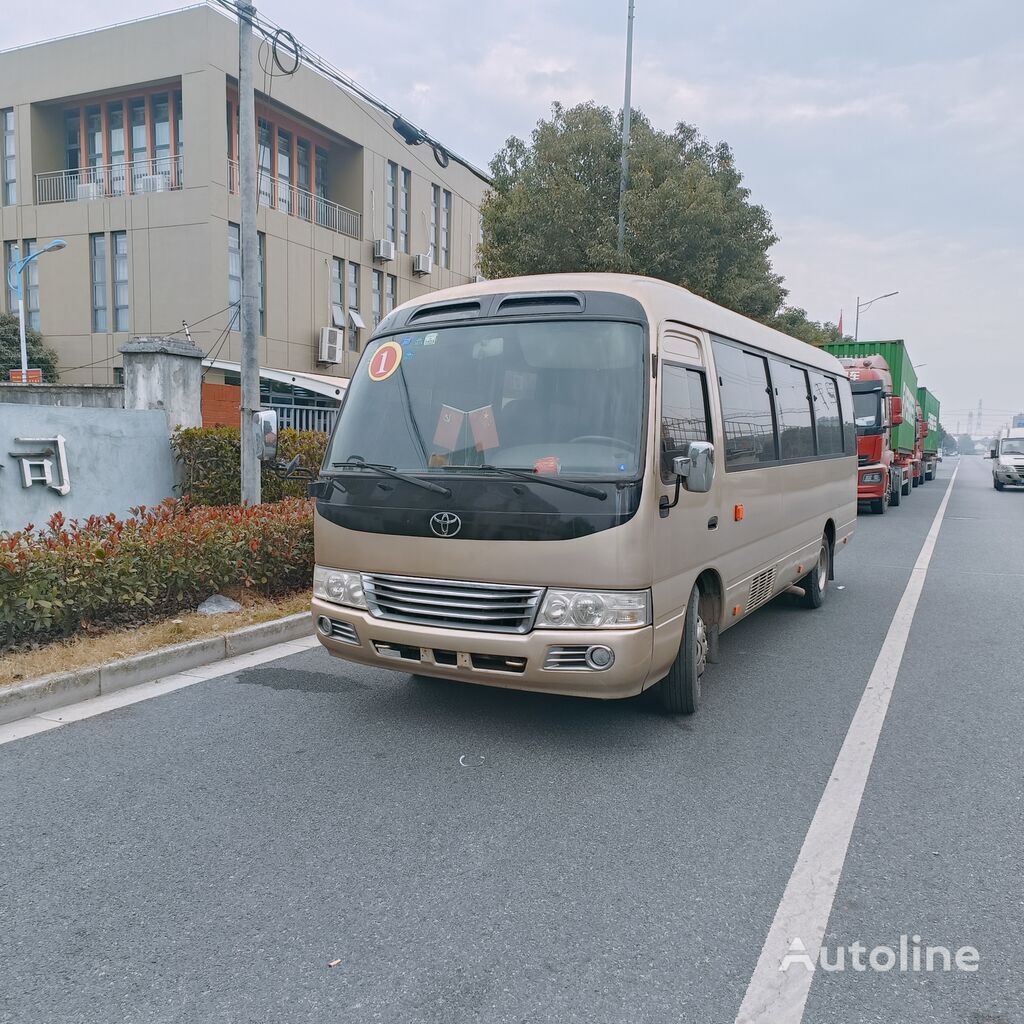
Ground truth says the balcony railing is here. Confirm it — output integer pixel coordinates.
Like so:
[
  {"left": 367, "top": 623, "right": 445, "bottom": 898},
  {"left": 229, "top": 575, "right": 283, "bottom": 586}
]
[
  {"left": 227, "top": 159, "right": 361, "bottom": 240},
  {"left": 36, "top": 155, "right": 184, "bottom": 204}
]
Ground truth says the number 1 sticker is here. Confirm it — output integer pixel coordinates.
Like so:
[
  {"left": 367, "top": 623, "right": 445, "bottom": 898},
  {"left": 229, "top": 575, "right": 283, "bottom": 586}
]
[{"left": 368, "top": 341, "right": 403, "bottom": 382}]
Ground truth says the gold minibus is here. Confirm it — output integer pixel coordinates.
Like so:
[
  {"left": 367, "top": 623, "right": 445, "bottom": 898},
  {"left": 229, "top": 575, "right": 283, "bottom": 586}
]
[{"left": 308, "top": 274, "right": 857, "bottom": 713}]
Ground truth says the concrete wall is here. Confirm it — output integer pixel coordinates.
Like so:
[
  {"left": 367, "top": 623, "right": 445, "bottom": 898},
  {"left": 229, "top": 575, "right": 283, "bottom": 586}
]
[
  {"left": 0, "top": 6, "right": 490, "bottom": 387},
  {"left": 0, "top": 384, "right": 124, "bottom": 408},
  {"left": 0, "top": 405, "right": 175, "bottom": 532}
]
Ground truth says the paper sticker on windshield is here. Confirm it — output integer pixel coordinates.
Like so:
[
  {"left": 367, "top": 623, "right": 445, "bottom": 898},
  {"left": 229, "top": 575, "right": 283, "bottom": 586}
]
[{"left": 368, "top": 341, "right": 403, "bottom": 382}]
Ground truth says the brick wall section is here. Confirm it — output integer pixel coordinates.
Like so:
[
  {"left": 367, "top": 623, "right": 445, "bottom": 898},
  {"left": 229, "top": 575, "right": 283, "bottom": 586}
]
[{"left": 202, "top": 382, "right": 241, "bottom": 428}]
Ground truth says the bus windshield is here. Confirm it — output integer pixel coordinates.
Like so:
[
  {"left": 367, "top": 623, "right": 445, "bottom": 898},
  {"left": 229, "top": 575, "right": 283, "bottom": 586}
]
[
  {"left": 327, "top": 320, "right": 646, "bottom": 479},
  {"left": 853, "top": 389, "right": 882, "bottom": 431}
]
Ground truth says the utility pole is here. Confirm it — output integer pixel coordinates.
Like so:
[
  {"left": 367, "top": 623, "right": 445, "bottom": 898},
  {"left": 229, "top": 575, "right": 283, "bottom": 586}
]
[
  {"left": 238, "top": 1, "right": 261, "bottom": 505},
  {"left": 616, "top": 0, "right": 635, "bottom": 259},
  {"left": 854, "top": 295, "right": 860, "bottom": 341}
]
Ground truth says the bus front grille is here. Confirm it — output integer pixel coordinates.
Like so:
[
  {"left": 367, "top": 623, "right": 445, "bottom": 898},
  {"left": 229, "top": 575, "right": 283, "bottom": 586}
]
[{"left": 362, "top": 573, "right": 544, "bottom": 634}]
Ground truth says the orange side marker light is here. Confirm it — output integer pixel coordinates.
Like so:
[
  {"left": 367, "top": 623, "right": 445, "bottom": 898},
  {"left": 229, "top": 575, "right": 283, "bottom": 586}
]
[
  {"left": 734, "top": 504, "right": 745, "bottom": 521},
  {"left": 732, "top": 605, "right": 743, "bottom": 617}
]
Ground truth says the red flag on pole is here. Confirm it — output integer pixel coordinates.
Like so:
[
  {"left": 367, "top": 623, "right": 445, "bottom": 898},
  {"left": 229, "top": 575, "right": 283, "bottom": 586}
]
[{"left": 837, "top": 309, "right": 844, "bottom": 335}]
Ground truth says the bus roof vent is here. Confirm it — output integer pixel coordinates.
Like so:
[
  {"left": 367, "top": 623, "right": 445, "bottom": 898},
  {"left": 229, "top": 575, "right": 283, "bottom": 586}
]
[
  {"left": 495, "top": 293, "right": 584, "bottom": 316},
  {"left": 407, "top": 301, "right": 482, "bottom": 324}
]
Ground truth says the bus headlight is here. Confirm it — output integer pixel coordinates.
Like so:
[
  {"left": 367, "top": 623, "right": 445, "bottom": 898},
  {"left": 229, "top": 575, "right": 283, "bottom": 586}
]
[
  {"left": 313, "top": 566, "right": 367, "bottom": 609},
  {"left": 860, "top": 471, "right": 884, "bottom": 484},
  {"left": 536, "top": 589, "right": 650, "bottom": 629}
]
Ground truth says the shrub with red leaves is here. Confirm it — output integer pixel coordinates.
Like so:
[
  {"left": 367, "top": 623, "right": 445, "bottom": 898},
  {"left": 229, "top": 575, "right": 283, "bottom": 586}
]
[{"left": 0, "top": 498, "right": 313, "bottom": 650}]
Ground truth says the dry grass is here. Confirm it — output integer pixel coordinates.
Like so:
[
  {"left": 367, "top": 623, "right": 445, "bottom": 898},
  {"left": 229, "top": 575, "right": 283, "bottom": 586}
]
[{"left": 0, "top": 589, "right": 312, "bottom": 688}]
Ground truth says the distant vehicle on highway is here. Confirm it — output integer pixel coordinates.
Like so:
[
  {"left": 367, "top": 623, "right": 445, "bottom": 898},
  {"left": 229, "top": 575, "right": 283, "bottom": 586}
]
[
  {"left": 304, "top": 274, "right": 857, "bottom": 715},
  {"left": 990, "top": 428, "right": 1024, "bottom": 490}
]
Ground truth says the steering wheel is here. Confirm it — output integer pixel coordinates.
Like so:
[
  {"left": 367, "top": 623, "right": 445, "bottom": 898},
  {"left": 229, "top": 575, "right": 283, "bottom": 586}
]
[{"left": 569, "top": 435, "right": 633, "bottom": 448}]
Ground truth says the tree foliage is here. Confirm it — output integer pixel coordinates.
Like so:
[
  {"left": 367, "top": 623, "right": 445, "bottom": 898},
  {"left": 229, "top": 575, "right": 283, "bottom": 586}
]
[
  {"left": 480, "top": 103, "right": 854, "bottom": 346},
  {"left": 0, "top": 312, "right": 59, "bottom": 382},
  {"left": 768, "top": 307, "right": 851, "bottom": 348}
]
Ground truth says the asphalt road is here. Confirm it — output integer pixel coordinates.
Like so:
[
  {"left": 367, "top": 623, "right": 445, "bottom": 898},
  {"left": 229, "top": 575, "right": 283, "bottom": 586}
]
[{"left": 2, "top": 455, "right": 1021, "bottom": 1024}]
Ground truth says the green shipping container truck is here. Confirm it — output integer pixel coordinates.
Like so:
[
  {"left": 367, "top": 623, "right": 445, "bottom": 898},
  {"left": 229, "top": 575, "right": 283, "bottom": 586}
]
[
  {"left": 917, "top": 386, "right": 941, "bottom": 480},
  {"left": 822, "top": 340, "right": 919, "bottom": 455}
]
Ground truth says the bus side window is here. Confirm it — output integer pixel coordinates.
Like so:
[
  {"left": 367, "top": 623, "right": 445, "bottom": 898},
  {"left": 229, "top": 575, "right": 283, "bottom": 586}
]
[{"left": 660, "top": 364, "right": 711, "bottom": 484}]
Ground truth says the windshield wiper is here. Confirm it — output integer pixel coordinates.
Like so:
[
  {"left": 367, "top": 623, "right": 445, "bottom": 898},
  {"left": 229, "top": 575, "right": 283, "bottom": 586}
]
[
  {"left": 440, "top": 464, "right": 607, "bottom": 500},
  {"left": 330, "top": 458, "right": 452, "bottom": 496}
]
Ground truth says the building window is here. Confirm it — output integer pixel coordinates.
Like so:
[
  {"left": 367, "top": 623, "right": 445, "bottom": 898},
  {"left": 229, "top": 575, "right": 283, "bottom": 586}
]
[
  {"left": 22, "top": 240, "right": 39, "bottom": 331},
  {"left": 385, "top": 274, "right": 397, "bottom": 315},
  {"left": 5, "top": 242, "right": 19, "bottom": 313},
  {"left": 330, "top": 257, "right": 344, "bottom": 328},
  {"left": 385, "top": 161, "right": 397, "bottom": 245},
  {"left": 430, "top": 184, "right": 439, "bottom": 263},
  {"left": 152, "top": 93, "right": 170, "bottom": 179},
  {"left": 112, "top": 232, "right": 129, "bottom": 332},
  {"left": 257, "top": 231, "right": 265, "bottom": 336},
  {"left": 297, "top": 139, "right": 311, "bottom": 217},
  {"left": 372, "top": 269, "right": 383, "bottom": 327},
  {"left": 315, "top": 147, "right": 328, "bottom": 200},
  {"left": 399, "top": 168, "right": 411, "bottom": 253},
  {"left": 347, "top": 262, "right": 360, "bottom": 350},
  {"left": 65, "top": 110, "right": 81, "bottom": 172},
  {"left": 257, "top": 118, "right": 273, "bottom": 207},
  {"left": 91, "top": 233, "right": 108, "bottom": 333},
  {"left": 2, "top": 109, "right": 15, "bottom": 206},
  {"left": 109, "top": 102, "right": 126, "bottom": 194},
  {"left": 130, "top": 98, "right": 147, "bottom": 186},
  {"left": 174, "top": 89, "right": 183, "bottom": 186},
  {"left": 277, "top": 129, "right": 291, "bottom": 213},
  {"left": 441, "top": 189, "right": 452, "bottom": 268},
  {"left": 228, "top": 222, "right": 241, "bottom": 327}
]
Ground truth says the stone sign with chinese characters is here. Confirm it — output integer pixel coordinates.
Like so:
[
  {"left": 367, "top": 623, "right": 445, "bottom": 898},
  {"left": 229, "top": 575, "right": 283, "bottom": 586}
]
[{"left": 0, "top": 405, "right": 176, "bottom": 532}]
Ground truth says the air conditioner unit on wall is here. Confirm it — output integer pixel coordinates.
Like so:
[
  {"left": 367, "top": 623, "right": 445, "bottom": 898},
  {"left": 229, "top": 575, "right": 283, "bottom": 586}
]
[
  {"left": 318, "top": 326, "right": 343, "bottom": 364},
  {"left": 373, "top": 238, "right": 396, "bottom": 262},
  {"left": 136, "top": 174, "right": 169, "bottom": 193},
  {"left": 76, "top": 182, "right": 104, "bottom": 200},
  {"left": 413, "top": 253, "right": 432, "bottom": 276}
]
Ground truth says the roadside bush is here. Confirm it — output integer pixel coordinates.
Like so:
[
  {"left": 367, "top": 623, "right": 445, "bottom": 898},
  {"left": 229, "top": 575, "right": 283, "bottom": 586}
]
[
  {"left": 172, "top": 427, "right": 329, "bottom": 506},
  {"left": 0, "top": 499, "right": 314, "bottom": 651}
]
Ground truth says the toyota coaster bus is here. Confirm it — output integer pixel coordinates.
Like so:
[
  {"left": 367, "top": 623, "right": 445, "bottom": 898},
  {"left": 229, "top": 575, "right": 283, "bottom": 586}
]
[{"left": 308, "top": 274, "right": 857, "bottom": 714}]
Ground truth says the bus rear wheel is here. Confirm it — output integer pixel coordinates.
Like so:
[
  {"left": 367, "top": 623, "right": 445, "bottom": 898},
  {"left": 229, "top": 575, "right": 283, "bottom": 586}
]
[
  {"left": 657, "top": 585, "right": 706, "bottom": 715},
  {"left": 800, "top": 534, "right": 830, "bottom": 609}
]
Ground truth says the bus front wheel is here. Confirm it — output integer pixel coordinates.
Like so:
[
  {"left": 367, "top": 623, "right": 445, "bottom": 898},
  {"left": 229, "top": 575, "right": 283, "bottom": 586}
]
[{"left": 657, "top": 585, "right": 706, "bottom": 715}]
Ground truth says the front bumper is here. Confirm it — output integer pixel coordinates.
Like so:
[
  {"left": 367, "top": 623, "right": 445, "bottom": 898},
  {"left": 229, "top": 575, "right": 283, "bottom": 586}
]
[
  {"left": 310, "top": 597, "right": 655, "bottom": 699},
  {"left": 856, "top": 465, "right": 887, "bottom": 500},
  {"left": 995, "top": 469, "right": 1024, "bottom": 485}
]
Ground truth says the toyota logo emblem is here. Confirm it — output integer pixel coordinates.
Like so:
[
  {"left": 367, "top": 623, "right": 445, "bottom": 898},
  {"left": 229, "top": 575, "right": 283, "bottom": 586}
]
[{"left": 430, "top": 511, "right": 462, "bottom": 537}]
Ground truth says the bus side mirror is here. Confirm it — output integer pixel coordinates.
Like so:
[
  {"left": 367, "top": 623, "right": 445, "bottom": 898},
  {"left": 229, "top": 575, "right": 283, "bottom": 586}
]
[
  {"left": 675, "top": 441, "right": 715, "bottom": 493},
  {"left": 890, "top": 396, "right": 903, "bottom": 426},
  {"left": 990, "top": 449, "right": 997, "bottom": 460},
  {"left": 253, "top": 409, "right": 279, "bottom": 463}
]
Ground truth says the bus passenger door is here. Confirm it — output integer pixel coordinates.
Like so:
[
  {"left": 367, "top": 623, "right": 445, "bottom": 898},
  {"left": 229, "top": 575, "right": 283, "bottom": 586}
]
[{"left": 652, "top": 331, "right": 723, "bottom": 658}]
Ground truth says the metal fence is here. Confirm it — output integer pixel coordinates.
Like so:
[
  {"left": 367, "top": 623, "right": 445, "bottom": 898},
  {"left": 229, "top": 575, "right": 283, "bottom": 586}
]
[
  {"left": 36, "top": 155, "right": 184, "bottom": 204},
  {"left": 270, "top": 404, "right": 338, "bottom": 434}
]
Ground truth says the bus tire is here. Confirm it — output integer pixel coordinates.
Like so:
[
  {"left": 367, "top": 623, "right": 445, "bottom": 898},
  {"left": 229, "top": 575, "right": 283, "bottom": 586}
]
[
  {"left": 800, "top": 534, "right": 830, "bottom": 609},
  {"left": 657, "top": 585, "right": 706, "bottom": 715},
  {"left": 870, "top": 497, "right": 885, "bottom": 515}
]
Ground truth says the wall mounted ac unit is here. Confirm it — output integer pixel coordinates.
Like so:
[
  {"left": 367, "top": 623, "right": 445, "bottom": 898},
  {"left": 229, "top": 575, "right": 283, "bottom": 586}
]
[
  {"left": 318, "top": 326, "right": 343, "bottom": 364},
  {"left": 413, "top": 253, "right": 432, "bottom": 276},
  {"left": 76, "top": 182, "right": 104, "bottom": 200},
  {"left": 136, "top": 174, "right": 169, "bottom": 193},
  {"left": 373, "top": 238, "right": 396, "bottom": 262}
]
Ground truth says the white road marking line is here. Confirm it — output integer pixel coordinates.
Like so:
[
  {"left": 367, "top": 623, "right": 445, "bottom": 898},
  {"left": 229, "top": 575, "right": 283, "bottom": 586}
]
[
  {"left": 0, "top": 635, "right": 323, "bottom": 747},
  {"left": 734, "top": 466, "right": 959, "bottom": 1024}
]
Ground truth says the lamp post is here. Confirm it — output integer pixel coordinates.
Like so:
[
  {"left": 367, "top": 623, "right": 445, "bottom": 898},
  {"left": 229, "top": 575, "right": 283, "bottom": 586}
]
[
  {"left": 854, "top": 290, "right": 899, "bottom": 341},
  {"left": 6, "top": 238, "right": 67, "bottom": 382}
]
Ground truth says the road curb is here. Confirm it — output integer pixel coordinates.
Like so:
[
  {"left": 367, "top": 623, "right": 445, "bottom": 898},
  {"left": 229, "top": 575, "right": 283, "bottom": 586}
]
[{"left": 0, "top": 612, "right": 313, "bottom": 727}]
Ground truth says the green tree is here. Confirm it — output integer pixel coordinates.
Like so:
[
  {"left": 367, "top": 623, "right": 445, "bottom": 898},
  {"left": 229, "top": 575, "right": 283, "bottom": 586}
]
[
  {"left": 0, "top": 312, "right": 59, "bottom": 382},
  {"left": 769, "top": 307, "right": 851, "bottom": 347},
  {"left": 481, "top": 102, "right": 787, "bottom": 322}
]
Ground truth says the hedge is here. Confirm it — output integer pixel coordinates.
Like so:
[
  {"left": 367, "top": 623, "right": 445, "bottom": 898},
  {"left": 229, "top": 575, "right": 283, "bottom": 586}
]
[
  {"left": 0, "top": 499, "right": 314, "bottom": 651},
  {"left": 172, "top": 427, "right": 328, "bottom": 506}
]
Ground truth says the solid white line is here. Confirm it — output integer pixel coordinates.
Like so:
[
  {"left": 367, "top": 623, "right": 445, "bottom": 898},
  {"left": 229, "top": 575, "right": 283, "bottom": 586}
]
[
  {"left": 0, "top": 635, "right": 322, "bottom": 747},
  {"left": 734, "top": 466, "right": 959, "bottom": 1024}
]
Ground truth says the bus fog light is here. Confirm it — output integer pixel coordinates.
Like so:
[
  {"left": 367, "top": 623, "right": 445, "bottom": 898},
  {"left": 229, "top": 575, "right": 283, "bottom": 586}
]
[
  {"left": 537, "top": 589, "right": 651, "bottom": 629},
  {"left": 585, "top": 645, "right": 615, "bottom": 670}
]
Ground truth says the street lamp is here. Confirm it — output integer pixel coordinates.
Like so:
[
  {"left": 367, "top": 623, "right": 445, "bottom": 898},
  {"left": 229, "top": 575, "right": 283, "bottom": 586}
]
[
  {"left": 6, "top": 238, "right": 66, "bottom": 383},
  {"left": 854, "top": 290, "right": 899, "bottom": 341}
]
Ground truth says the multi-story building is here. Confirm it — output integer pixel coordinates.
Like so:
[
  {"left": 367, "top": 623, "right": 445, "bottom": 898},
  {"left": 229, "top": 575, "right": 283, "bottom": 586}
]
[{"left": 0, "top": 3, "right": 490, "bottom": 388}]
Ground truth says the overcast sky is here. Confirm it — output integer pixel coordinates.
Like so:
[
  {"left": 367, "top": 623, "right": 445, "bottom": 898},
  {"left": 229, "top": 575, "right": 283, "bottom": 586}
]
[{"left": 9, "top": 0, "right": 1023, "bottom": 432}]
